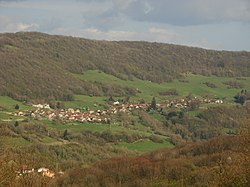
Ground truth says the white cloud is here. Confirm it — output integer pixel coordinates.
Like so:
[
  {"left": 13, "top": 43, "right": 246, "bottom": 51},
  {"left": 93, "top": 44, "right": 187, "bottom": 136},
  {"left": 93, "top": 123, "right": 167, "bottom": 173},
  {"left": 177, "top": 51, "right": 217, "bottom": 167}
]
[
  {"left": 17, "top": 23, "right": 39, "bottom": 31},
  {"left": 0, "top": 16, "right": 39, "bottom": 32},
  {"left": 80, "top": 28, "right": 137, "bottom": 40}
]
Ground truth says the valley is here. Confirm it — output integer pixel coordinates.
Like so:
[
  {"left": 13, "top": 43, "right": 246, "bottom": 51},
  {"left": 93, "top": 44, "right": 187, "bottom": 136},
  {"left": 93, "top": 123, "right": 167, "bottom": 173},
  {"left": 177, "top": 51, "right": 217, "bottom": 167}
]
[{"left": 0, "top": 32, "right": 249, "bottom": 186}]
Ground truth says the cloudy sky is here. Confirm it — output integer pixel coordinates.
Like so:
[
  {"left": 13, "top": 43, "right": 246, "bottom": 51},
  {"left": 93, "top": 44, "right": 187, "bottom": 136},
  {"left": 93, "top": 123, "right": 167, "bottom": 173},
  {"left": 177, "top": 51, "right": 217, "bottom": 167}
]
[{"left": 0, "top": 0, "right": 250, "bottom": 51}]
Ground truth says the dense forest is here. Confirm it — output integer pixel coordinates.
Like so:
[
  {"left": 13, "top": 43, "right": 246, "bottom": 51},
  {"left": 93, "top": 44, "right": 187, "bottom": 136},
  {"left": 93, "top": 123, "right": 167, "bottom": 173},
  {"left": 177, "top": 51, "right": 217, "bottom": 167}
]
[{"left": 0, "top": 32, "right": 250, "bottom": 101}]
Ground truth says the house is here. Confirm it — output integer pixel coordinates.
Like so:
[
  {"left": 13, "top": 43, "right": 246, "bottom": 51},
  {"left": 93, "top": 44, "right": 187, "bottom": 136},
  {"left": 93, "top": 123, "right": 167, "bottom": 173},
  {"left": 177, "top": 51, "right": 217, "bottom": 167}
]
[
  {"left": 68, "top": 108, "right": 75, "bottom": 113},
  {"left": 18, "top": 111, "right": 24, "bottom": 116},
  {"left": 33, "top": 104, "right": 44, "bottom": 108},
  {"left": 37, "top": 167, "right": 55, "bottom": 178},
  {"left": 43, "top": 104, "right": 51, "bottom": 109},
  {"left": 32, "top": 104, "right": 51, "bottom": 109}
]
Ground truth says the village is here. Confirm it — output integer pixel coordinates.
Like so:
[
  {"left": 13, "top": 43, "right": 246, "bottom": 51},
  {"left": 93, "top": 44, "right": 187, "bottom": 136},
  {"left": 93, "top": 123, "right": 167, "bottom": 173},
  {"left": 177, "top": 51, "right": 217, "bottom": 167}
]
[{"left": 12, "top": 97, "right": 224, "bottom": 124}]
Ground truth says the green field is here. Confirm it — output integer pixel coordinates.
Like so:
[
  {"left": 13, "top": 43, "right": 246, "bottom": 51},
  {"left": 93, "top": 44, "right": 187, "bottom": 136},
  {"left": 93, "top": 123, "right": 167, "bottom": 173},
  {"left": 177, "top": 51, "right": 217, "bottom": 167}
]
[
  {"left": 75, "top": 70, "right": 250, "bottom": 103},
  {"left": 0, "top": 137, "right": 31, "bottom": 147},
  {"left": 44, "top": 120, "right": 167, "bottom": 140},
  {"left": 63, "top": 95, "right": 105, "bottom": 110},
  {"left": 115, "top": 139, "right": 174, "bottom": 153},
  {"left": 44, "top": 120, "right": 121, "bottom": 133},
  {"left": 0, "top": 112, "right": 11, "bottom": 119},
  {"left": 0, "top": 96, "right": 33, "bottom": 112},
  {"left": 0, "top": 96, "right": 34, "bottom": 122}
]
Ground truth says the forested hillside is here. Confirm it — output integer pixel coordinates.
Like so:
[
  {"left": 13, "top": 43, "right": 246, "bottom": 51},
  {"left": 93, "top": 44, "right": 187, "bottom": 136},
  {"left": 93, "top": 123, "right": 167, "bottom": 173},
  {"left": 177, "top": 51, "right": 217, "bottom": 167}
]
[
  {"left": 0, "top": 32, "right": 250, "bottom": 101},
  {"left": 55, "top": 132, "right": 250, "bottom": 187}
]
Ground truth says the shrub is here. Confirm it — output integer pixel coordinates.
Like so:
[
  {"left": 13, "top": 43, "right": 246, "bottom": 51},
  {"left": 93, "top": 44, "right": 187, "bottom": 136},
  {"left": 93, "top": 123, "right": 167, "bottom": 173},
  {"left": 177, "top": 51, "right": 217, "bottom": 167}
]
[{"left": 159, "top": 89, "right": 179, "bottom": 96}]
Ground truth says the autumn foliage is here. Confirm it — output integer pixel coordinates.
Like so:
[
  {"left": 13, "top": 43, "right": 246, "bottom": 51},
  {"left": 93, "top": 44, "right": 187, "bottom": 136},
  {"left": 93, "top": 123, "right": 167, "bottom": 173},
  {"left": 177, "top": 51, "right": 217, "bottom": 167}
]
[{"left": 55, "top": 130, "right": 250, "bottom": 187}]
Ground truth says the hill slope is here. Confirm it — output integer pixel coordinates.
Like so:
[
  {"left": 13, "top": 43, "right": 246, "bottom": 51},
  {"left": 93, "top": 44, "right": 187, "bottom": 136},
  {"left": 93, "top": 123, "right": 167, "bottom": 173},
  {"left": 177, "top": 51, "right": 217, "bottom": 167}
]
[
  {"left": 56, "top": 132, "right": 250, "bottom": 187},
  {"left": 0, "top": 32, "right": 250, "bottom": 100}
]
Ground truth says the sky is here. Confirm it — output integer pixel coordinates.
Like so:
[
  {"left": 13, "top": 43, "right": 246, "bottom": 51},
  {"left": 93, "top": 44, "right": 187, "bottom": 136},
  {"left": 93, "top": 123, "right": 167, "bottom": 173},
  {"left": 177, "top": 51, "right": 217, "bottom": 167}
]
[{"left": 0, "top": 0, "right": 250, "bottom": 51}]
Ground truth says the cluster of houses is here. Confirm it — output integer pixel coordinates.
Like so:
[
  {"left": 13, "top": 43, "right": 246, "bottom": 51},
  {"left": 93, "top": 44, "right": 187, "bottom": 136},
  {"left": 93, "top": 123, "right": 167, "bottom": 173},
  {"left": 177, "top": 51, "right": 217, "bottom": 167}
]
[
  {"left": 159, "top": 98, "right": 224, "bottom": 109},
  {"left": 17, "top": 108, "right": 111, "bottom": 123},
  {"left": 12, "top": 97, "right": 224, "bottom": 124},
  {"left": 16, "top": 166, "right": 63, "bottom": 178},
  {"left": 13, "top": 103, "right": 150, "bottom": 124}
]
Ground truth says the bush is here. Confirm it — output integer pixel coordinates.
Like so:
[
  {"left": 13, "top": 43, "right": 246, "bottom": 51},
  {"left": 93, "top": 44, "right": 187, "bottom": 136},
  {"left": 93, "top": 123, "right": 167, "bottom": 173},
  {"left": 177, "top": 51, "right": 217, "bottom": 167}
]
[
  {"left": 223, "top": 81, "right": 244, "bottom": 89},
  {"left": 203, "top": 81, "right": 217, "bottom": 88},
  {"left": 149, "top": 135, "right": 164, "bottom": 143},
  {"left": 159, "top": 89, "right": 179, "bottom": 96}
]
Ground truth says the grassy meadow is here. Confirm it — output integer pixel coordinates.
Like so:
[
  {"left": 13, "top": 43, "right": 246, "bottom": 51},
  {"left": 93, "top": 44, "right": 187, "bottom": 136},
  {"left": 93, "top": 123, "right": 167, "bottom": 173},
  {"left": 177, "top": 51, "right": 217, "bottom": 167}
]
[
  {"left": 0, "top": 96, "right": 33, "bottom": 112},
  {"left": 74, "top": 70, "right": 250, "bottom": 103},
  {"left": 115, "top": 139, "right": 174, "bottom": 153}
]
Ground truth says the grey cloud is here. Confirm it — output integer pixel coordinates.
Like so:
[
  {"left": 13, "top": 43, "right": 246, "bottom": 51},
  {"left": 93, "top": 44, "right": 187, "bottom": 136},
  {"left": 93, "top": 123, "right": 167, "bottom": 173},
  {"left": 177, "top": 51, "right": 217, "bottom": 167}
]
[
  {"left": 82, "top": 9, "right": 126, "bottom": 30},
  {"left": 74, "top": 0, "right": 109, "bottom": 3},
  {"left": 113, "top": 0, "right": 250, "bottom": 26},
  {"left": 0, "top": 0, "right": 26, "bottom": 2},
  {"left": 80, "top": 0, "right": 250, "bottom": 30}
]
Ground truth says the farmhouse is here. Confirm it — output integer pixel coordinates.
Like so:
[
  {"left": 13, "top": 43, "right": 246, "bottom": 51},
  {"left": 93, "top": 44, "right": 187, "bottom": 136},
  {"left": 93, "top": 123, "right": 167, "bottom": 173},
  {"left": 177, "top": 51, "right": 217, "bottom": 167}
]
[{"left": 38, "top": 167, "right": 55, "bottom": 178}]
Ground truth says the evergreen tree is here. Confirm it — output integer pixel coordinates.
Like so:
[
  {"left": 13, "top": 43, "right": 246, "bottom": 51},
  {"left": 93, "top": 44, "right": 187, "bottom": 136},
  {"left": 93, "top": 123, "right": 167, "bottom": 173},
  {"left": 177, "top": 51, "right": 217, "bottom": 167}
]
[
  {"left": 234, "top": 94, "right": 246, "bottom": 105},
  {"left": 179, "top": 111, "right": 185, "bottom": 119},
  {"left": 14, "top": 121, "right": 19, "bottom": 127},
  {"left": 14, "top": 104, "right": 19, "bottom": 110},
  {"left": 63, "top": 129, "right": 69, "bottom": 140},
  {"left": 150, "top": 97, "right": 157, "bottom": 110}
]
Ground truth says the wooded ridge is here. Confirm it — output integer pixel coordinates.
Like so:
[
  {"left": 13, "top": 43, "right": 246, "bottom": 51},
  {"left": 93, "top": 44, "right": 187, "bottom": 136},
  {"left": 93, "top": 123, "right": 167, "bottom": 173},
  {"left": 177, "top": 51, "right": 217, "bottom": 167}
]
[{"left": 0, "top": 32, "right": 250, "bottom": 100}]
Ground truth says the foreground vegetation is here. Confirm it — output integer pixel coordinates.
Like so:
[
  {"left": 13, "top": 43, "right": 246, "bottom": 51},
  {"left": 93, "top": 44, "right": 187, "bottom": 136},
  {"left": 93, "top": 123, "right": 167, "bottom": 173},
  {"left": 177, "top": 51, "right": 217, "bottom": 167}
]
[
  {"left": 55, "top": 131, "right": 250, "bottom": 187},
  {"left": 1, "top": 128, "right": 249, "bottom": 186}
]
